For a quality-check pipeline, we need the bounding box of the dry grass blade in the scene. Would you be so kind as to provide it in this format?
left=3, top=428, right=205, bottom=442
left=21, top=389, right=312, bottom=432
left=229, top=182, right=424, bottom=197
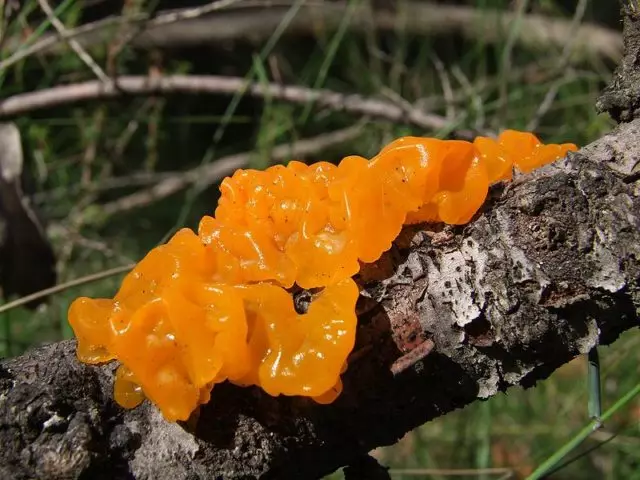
left=526, top=0, right=589, bottom=131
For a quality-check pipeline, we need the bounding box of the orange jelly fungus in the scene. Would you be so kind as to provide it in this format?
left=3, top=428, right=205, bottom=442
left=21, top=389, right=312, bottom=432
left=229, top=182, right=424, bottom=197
left=68, top=130, right=577, bottom=421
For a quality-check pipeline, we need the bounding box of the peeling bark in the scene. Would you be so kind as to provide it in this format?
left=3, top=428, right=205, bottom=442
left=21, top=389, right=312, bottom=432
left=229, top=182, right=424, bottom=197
left=2, top=6, right=640, bottom=480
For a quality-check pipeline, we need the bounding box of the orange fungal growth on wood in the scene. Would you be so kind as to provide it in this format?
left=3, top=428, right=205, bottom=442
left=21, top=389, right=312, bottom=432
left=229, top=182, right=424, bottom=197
left=68, top=130, right=578, bottom=421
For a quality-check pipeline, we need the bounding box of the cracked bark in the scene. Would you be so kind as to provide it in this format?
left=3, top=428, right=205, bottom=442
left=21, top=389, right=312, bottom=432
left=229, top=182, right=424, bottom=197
left=2, top=7, right=640, bottom=480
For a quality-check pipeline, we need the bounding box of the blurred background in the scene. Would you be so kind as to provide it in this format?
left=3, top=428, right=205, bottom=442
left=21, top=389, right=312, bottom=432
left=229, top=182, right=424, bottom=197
left=0, top=0, right=637, bottom=478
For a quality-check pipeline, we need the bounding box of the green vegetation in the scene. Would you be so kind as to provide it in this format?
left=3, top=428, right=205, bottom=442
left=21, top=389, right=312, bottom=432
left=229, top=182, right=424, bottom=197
left=0, top=0, right=637, bottom=478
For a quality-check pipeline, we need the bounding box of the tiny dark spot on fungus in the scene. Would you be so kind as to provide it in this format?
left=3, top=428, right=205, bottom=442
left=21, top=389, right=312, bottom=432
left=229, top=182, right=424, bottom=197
left=293, top=289, right=313, bottom=314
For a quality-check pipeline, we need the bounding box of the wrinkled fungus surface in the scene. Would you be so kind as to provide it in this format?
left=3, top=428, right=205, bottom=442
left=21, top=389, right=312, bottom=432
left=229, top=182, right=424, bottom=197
left=68, top=130, right=577, bottom=421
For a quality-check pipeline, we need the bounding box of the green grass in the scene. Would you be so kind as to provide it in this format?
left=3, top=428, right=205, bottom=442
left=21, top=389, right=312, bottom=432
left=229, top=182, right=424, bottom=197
left=372, top=333, right=640, bottom=480
left=0, top=0, right=637, bottom=478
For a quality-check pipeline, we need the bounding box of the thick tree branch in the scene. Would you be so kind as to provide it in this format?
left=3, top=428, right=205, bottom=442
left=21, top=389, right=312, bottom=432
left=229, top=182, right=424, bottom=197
left=1, top=117, right=639, bottom=479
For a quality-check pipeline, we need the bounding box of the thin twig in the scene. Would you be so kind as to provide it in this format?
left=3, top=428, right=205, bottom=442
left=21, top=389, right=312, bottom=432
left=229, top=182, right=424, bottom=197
left=430, top=53, right=456, bottom=123
left=51, top=224, right=133, bottom=263
left=0, top=0, right=287, bottom=72
left=0, top=74, right=483, bottom=137
left=0, top=264, right=134, bottom=314
left=36, top=0, right=110, bottom=83
left=112, top=99, right=155, bottom=158
left=526, top=77, right=565, bottom=132
left=451, top=65, right=486, bottom=131
left=148, top=0, right=250, bottom=26
left=498, top=0, right=531, bottom=125
left=100, top=123, right=365, bottom=216
left=0, top=1, right=622, bottom=73
left=558, top=0, right=590, bottom=63
left=526, top=0, right=589, bottom=131
left=33, top=171, right=175, bottom=205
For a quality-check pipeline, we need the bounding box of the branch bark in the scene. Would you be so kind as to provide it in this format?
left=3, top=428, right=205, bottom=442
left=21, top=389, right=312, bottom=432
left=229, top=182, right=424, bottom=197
left=1, top=116, right=640, bottom=479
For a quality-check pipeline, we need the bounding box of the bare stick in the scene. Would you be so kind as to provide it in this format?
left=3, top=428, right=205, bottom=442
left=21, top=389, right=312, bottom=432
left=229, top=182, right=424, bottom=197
left=100, top=123, right=365, bottom=216
left=35, top=0, right=110, bottom=83
left=148, top=0, right=253, bottom=26
left=0, top=74, right=482, bottom=136
left=526, top=0, right=589, bottom=131
left=0, top=0, right=285, bottom=72
left=0, top=2, right=622, bottom=73
left=0, top=264, right=134, bottom=314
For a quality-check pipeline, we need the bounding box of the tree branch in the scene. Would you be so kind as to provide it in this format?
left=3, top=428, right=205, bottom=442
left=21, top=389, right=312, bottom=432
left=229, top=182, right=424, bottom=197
left=1, top=4, right=639, bottom=480
left=1, top=116, right=639, bottom=479
left=0, top=1, right=622, bottom=72
left=99, top=123, right=366, bottom=216
left=0, top=74, right=480, bottom=137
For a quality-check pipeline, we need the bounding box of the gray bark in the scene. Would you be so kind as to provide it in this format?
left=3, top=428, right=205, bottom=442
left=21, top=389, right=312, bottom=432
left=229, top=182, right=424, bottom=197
left=2, top=5, right=640, bottom=480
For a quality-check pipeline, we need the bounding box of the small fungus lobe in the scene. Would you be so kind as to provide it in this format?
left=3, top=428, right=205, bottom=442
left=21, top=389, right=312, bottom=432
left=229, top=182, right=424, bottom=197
left=68, top=130, right=577, bottom=421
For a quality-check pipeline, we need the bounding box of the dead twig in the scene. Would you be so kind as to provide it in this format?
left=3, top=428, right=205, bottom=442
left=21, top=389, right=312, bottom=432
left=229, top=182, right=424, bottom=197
left=99, top=123, right=365, bottom=216
left=430, top=53, right=456, bottom=123
left=147, top=0, right=251, bottom=27
left=0, top=263, right=134, bottom=314
left=35, top=0, right=110, bottom=83
left=0, top=0, right=280, bottom=72
left=0, top=2, right=622, bottom=73
left=0, top=74, right=481, bottom=136
left=526, top=0, right=589, bottom=131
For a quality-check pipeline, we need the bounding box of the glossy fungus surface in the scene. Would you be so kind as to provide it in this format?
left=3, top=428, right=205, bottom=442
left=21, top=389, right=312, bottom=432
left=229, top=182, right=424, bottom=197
left=68, top=130, right=577, bottom=421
